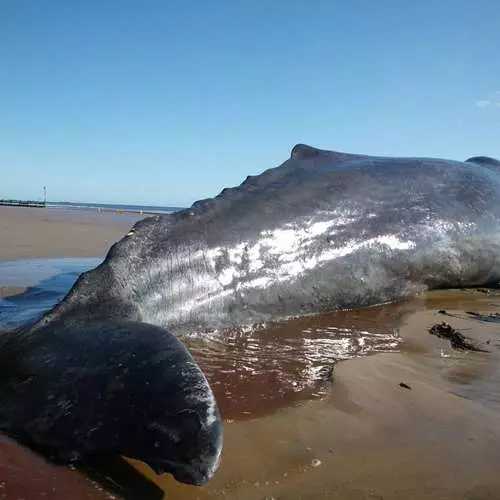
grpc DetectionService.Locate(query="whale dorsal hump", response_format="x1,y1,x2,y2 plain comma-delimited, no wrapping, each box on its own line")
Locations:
465,156,500,169
290,144,367,163
290,144,328,159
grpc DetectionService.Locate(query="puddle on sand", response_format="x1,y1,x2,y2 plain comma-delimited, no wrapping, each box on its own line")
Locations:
0,258,101,327
186,308,402,420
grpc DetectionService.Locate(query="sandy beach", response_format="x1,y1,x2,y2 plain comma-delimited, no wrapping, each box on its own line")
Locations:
0,206,142,261
1,206,500,499
138,295,500,500
0,205,143,299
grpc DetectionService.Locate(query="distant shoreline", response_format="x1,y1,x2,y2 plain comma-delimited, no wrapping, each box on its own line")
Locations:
0,199,184,215
47,201,183,215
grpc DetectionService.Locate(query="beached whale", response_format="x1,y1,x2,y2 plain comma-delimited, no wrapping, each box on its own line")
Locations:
2,144,500,487
34,144,500,334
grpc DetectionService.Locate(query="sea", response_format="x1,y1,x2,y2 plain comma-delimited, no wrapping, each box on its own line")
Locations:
47,201,183,215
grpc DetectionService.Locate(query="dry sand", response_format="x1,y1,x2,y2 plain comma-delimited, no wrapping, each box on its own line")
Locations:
1,207,500,499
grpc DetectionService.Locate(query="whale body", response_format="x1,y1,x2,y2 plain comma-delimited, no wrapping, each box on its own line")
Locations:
34,144,500,335
3,144,500,486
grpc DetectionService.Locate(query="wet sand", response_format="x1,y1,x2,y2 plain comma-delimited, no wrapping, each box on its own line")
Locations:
133,292,500,500
0,436,113,500
0,205,143,299
0,206,142,261
1,207,500,499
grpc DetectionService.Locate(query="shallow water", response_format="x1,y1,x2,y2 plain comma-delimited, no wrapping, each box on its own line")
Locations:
0,257,101,327
191,310,403,420
2,259,500,499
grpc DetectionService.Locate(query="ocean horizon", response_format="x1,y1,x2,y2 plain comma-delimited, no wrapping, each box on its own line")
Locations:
48,200,184,215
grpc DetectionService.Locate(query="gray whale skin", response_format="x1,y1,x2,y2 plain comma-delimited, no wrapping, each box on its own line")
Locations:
3,144,500,485
41,144,500,332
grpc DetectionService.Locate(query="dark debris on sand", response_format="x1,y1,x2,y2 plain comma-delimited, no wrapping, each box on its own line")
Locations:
428,322,488,352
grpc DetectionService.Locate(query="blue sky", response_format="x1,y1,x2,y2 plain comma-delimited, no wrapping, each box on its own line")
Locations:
1,1,499,206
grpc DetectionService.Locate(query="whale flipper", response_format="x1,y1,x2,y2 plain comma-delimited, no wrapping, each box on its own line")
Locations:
0,319,222,486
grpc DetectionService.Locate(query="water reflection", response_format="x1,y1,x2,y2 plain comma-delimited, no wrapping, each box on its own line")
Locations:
184,307,406,420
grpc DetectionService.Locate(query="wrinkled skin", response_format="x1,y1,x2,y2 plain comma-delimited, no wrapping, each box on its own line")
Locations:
35,144,500,335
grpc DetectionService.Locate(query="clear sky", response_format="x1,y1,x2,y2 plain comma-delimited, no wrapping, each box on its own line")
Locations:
1,1,499,206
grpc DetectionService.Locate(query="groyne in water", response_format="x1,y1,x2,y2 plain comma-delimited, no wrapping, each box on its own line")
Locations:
0,199,46,208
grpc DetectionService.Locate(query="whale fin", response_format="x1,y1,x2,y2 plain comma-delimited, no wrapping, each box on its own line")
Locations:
0,319,222,486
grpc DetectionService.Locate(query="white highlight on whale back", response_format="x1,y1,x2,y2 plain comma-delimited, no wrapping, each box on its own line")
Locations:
136,211,422,327
207,214,416,291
